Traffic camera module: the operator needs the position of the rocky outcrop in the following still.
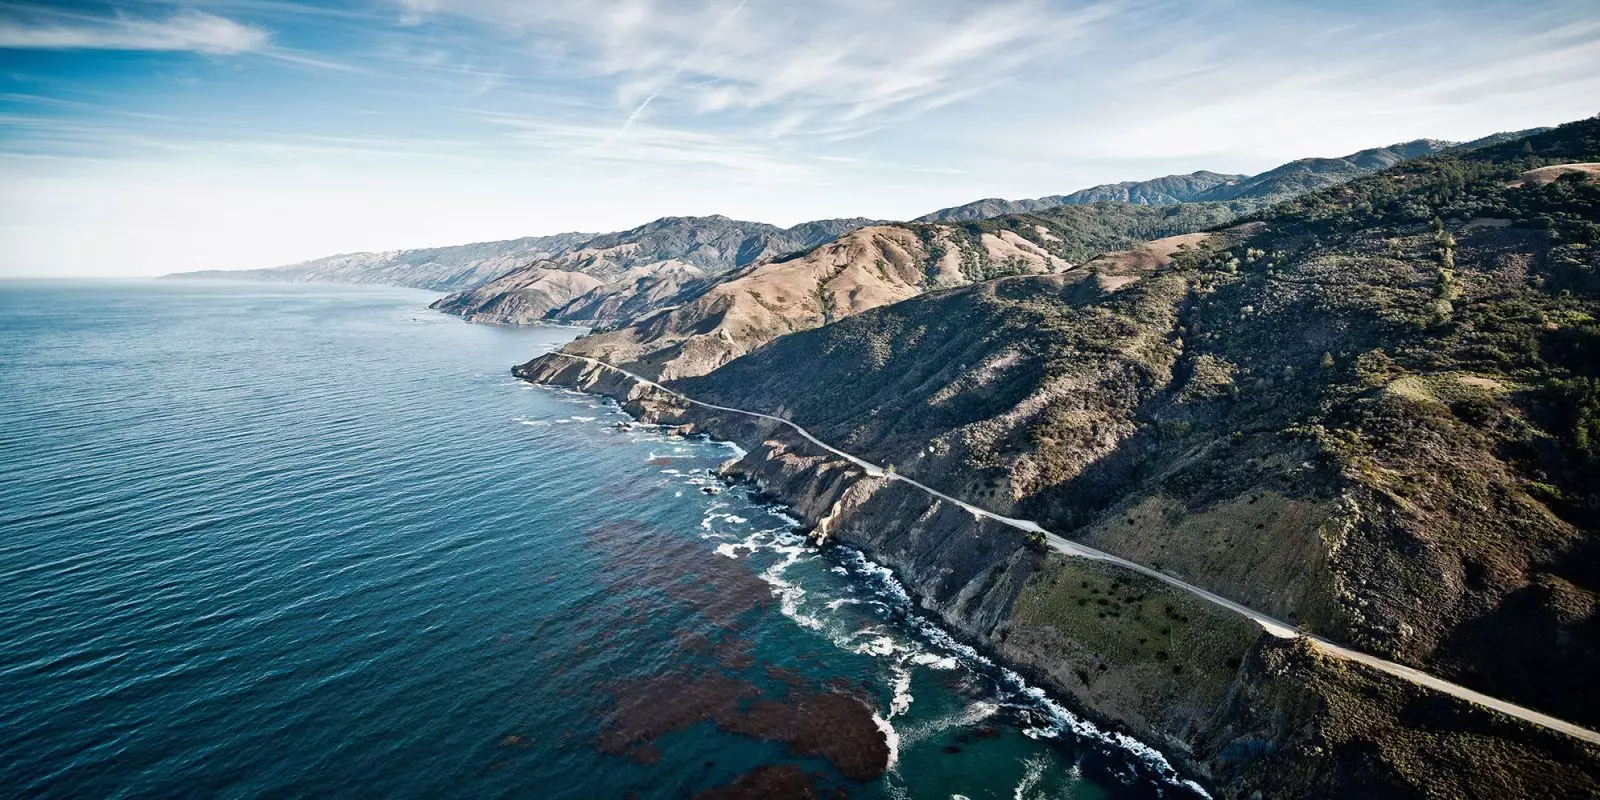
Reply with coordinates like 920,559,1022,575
427,267,603,324
546,262,707,326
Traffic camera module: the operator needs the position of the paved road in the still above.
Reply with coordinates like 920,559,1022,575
543,353,1600,747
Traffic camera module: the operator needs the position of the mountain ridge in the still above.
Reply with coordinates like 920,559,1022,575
552,202,1253,378
917,128,1551,223
166,214,884,293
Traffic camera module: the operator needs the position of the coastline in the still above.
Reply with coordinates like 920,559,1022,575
513,349,1600,800
512,351,1233,790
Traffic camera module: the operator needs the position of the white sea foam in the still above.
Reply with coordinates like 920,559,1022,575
872,712,901,772
898,700,1000,750
910,651,959,670
759,546,825,630
887,664,913,718
1013,756,1048,800
666,465,1205,798
856,635,899,658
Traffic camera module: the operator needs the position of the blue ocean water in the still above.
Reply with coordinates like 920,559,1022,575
0,281,1204,799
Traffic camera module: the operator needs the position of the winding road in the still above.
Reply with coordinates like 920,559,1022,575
543,352,1600,747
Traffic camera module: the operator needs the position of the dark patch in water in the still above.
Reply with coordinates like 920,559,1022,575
596,672,890,782
583,520,889,782
587,521,774,630
692,764,817,799
712,686,889,781
594,673,758,763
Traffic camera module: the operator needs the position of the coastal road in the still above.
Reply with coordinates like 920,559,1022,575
544,352,1600,747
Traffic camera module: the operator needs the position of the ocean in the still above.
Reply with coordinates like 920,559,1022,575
0,280,1205,799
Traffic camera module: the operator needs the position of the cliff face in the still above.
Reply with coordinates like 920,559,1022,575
513,352,1600,799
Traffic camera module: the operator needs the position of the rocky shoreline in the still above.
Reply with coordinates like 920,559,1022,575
514,351,1600,800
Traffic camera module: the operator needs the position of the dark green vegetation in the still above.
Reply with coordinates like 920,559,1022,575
662,118,1600,797
913,171,1249,221
920,199,1260,268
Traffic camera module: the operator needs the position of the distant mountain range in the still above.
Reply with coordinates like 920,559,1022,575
169,127,1550,321
167,215,882,293
916,129,1549,222
168,231,597,292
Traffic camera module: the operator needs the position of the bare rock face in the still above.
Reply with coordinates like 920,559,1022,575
427,267,604,324
546,261,707,325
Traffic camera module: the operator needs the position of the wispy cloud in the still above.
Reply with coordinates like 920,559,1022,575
392,0,1109,139
0,9,270,54
472,109,817,182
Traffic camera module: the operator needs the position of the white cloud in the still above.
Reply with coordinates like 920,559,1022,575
0,10,270,54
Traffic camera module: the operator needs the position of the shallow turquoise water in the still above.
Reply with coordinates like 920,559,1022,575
0,281,1204,799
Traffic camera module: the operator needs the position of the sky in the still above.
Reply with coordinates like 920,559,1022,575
0,0,1596,277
